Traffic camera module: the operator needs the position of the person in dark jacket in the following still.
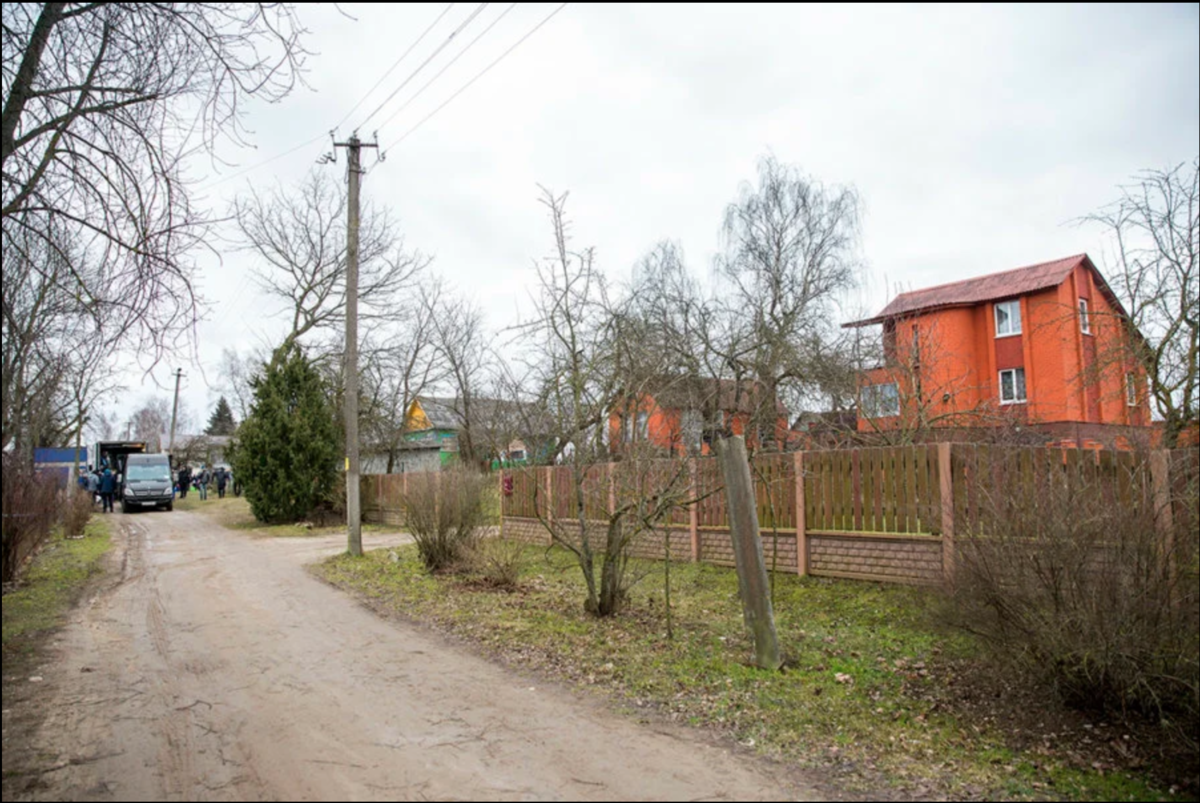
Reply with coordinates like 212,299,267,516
197,466,209,500
177,464,191,499
99,467,117,513
215,466,228,499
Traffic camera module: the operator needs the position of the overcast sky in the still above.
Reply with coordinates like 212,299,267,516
108,2,1200,436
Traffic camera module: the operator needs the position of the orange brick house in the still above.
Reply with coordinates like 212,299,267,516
609,377,790,456
843,254,1153,447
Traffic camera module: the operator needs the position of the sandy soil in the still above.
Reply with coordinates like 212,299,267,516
2,509,819,801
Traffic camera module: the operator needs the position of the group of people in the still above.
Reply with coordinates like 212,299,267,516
175,464,235,500
79,464,118,513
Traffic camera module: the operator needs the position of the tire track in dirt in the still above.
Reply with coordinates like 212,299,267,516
4,508,820,801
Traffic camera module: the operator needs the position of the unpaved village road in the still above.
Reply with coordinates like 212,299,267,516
3,510,816,801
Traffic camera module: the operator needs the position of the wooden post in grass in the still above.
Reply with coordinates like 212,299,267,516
716,435,782,671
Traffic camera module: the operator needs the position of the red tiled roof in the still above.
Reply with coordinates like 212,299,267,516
844,254,1090,327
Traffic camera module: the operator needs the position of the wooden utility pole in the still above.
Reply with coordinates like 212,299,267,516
168,368,184,452
715,435,782,670
333,133,378,557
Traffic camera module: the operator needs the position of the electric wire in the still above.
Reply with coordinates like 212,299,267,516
356,2,491,131
382,3,568,153
373,3,518,134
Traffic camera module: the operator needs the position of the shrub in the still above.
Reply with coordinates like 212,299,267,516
60,488,94,538
400,468,490,572
1,455,59,583
943,449,1198,745
467,536,526,589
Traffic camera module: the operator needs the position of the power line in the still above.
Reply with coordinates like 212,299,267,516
199,6,461,194
374,3,517,135
382,3,568,153
332,3,457,132
356,3,491,132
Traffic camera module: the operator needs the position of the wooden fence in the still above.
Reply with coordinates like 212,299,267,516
363,444,1199,587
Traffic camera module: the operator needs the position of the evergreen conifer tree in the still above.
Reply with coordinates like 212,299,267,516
205,396,237,436
231,344,339,523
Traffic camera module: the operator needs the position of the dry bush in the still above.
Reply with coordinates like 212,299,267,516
60,488,94,538
400,468,490,572
943,451,1199,745
466,537,526,590
1,455,60,583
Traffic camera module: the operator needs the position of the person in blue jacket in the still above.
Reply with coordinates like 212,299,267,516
98,466,117,513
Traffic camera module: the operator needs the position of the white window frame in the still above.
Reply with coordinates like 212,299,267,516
1125,372,1138,407
1079,298,1091,335
636,411,649,440
863,382,900,418
994,299,1022,337
998,368,1027,405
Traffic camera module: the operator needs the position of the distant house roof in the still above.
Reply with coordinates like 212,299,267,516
844,254,1104,327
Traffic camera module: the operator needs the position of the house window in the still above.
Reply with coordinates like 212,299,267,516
995,299,1021,337
1125,373,1138,407
999,368,1027,404
863,382,900,418
1079,298,1091,335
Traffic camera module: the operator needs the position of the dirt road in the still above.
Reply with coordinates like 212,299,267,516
2,510,816,801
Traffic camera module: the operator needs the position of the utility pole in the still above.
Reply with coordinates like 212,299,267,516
169,368,184,453
332,133,377,557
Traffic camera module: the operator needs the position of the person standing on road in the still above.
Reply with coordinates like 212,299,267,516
86,466,100,505
197,465,209,500
99,466,116,513
215,466,229,499
178,464,192,499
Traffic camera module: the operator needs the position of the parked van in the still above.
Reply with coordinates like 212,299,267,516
121,453,174,513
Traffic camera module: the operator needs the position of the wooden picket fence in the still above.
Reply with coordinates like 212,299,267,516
363,443,1199,586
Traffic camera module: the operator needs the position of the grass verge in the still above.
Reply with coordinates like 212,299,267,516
312,542,1191,802
2,517,112,648
176,494,396,537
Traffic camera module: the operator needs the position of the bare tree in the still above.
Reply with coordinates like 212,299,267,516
2,225,124,453
232,168,430,358
2,3,311,376
125,395,171,449
715,154,863,450
513,188,696,617
432,295,491,467
1081,158,1199,448
360,281,445,473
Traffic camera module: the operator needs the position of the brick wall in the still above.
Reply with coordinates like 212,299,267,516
502,517,549,546
808,534,943,584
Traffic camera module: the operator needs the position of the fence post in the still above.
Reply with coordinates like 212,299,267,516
498,469,504,537
794,451,807,577
938,443,955,583
1149,450,1177,597
544,466,555,546
689,458,700,562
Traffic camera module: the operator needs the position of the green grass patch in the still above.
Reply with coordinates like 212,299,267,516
312,542,1189,801
178,494,396,538
2,517,112,647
